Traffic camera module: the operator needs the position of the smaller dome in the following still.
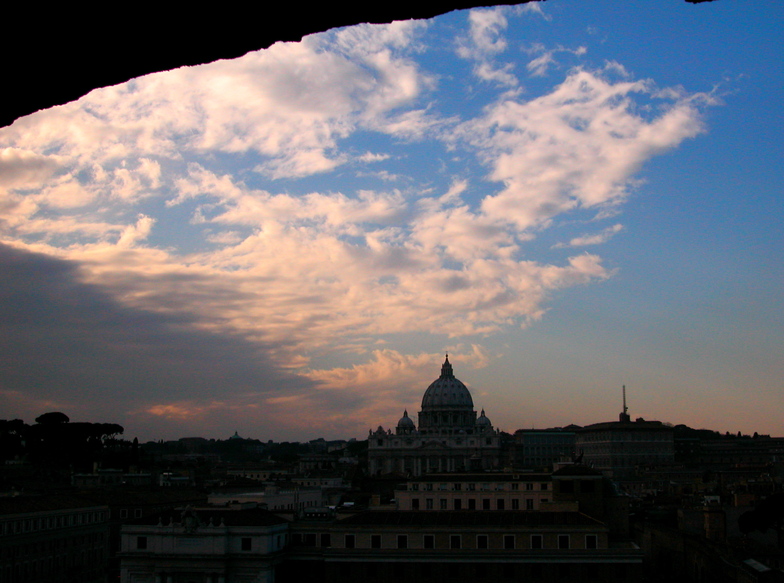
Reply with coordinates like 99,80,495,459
397,410,415,429
475,409,491,428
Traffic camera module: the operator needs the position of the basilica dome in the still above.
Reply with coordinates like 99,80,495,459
475,409,492,428
397,410,415,429
421,355,474,410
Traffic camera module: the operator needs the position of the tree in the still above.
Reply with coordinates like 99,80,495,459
35,411,70,424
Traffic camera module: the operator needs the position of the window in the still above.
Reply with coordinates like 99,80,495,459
454,499,462,510
468,499,476,510
541,483,548,491
321,534,331,547
511,499,519,510
397,535,408,549
241,537,252,551
412,484,419,491
477,535,488,549
526,483,533,491
412,498,420,510
504,535,515,550
497,499,505,510
526,499,534,510
424,534,435,549
468,483,476,491
453,483,462,491
345,534,355,549
136,536,147,550
511,483,519,490
440,499,447,510
425,483,433,491
439,483,447,491
560,481,574,493
134,509,142,518
530,535,543,550
585,534,598,549
450,535,461,549
426,499,434,510
120,509,128,519
482,499,490,510
371,535,381,549
558,535,570,550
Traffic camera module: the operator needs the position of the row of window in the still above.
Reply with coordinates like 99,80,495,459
412,482,548,492
382,437,496,447
411,498,545,510
0,512,107,536
579,432,672,442
1,533,104,560
0,549,105,583
334,533,597,550
136,534,287,552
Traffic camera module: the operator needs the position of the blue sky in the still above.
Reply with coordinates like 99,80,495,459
1,1,782,441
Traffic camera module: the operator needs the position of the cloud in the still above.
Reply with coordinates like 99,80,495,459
453,65,709,230
0,16,717,439
1,22,433,182
457,8,518,87
300,347,494,434
525,44,588,77
0,148,60,190
0,243,314,437
0,55,708,376
116,214,155,248
553,223,624,248
358,151,392,163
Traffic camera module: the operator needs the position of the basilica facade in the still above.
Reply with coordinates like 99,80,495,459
368,356,502,476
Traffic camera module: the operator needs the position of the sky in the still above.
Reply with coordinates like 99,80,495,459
1,1,782,442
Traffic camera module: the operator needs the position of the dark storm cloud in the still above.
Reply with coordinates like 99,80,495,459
0,244,313,413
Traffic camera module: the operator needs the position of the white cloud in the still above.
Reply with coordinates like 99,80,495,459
358,151,391,163
453,66,708,230
553,223,624,248
457,8,519,87
117,214,155,248
516,2,552,22
0,18,712,386
1,22,433,183
525,44,588,77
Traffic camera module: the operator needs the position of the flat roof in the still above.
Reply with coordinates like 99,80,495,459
409,473,551,482
129,507,290,527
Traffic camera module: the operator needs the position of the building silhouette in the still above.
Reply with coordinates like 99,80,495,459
368,356,501,476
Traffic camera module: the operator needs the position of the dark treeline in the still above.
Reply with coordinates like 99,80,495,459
0,412,129,471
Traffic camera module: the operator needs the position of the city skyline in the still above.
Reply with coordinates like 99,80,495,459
1,1,782,442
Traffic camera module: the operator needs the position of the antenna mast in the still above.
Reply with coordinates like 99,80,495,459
619,384,631,423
